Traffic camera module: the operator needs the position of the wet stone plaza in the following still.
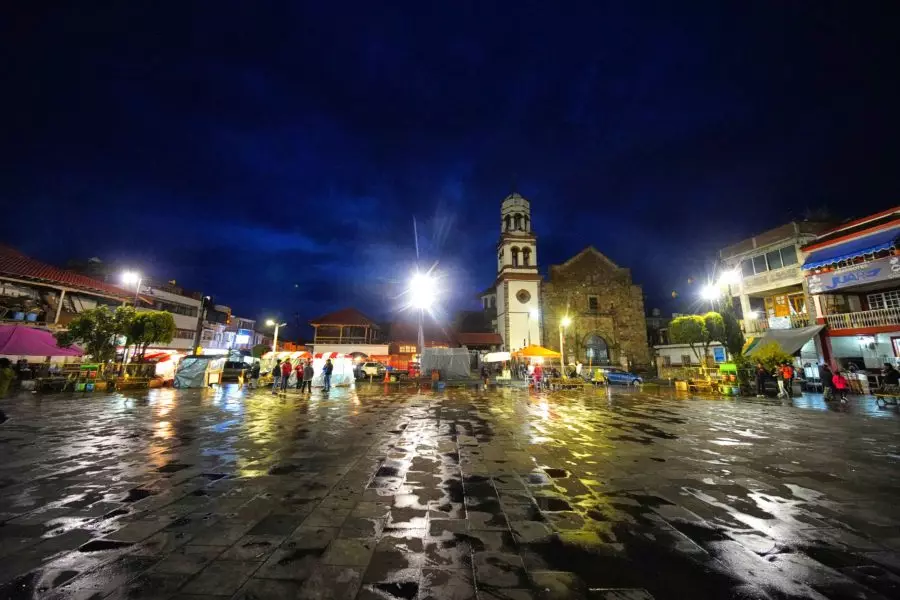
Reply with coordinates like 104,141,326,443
1,385,899,600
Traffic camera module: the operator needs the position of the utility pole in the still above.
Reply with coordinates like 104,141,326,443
192,296,211,355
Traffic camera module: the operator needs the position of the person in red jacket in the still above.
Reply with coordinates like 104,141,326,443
280,359,292,392
294,361,304,389
832,370,849,403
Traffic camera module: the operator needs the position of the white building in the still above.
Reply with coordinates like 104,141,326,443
136,285,201,351
494,193,542,351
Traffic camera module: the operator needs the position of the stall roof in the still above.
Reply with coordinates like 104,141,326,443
745,325,824,357
801,226,900,270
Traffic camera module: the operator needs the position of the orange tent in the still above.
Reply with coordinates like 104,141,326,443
513,344,561,358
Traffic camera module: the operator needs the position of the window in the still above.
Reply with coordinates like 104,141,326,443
765,249,783,270
868,291,900,310
741,259,754,278
752,255,768,274
681,354,693,366
588,296,599,312
504,215,511,231
780,245,798,266
661,355,672,367
175,329,194,339
399,345,416,353
513,214,522,230
524,216,529,231
511,247,520,267
522,247,531,266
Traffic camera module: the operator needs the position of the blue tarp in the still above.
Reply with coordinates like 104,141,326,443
802,227,900,270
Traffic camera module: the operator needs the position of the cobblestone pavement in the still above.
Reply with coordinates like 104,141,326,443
1,384,899,600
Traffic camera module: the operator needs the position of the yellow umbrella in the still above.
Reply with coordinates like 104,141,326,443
513,344,561,358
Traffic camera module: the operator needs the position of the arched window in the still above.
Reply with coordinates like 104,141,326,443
511,247,520,267
504,215,511,231
583,334,610,365
522,247,531,267
524,215,530,231
513,214,522,230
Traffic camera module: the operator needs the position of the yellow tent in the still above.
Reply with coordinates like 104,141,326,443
513,344,561,358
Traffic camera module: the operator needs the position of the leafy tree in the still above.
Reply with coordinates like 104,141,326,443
668,315,707,363
55,305,134,363
720,307,746,359
752,342,795,373
703,312,725,351
127,311,176,361
251,344,270,358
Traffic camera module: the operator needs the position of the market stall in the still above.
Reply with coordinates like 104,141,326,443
173,356,226,388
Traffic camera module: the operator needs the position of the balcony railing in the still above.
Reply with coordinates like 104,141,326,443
825,308,900,331
741,313,811,334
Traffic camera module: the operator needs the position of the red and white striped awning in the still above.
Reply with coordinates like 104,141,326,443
313,352,344,359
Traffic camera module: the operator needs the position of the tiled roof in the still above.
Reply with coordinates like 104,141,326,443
388,321,455,344
0,245,135,301
456,332,503,346
309,307,378,327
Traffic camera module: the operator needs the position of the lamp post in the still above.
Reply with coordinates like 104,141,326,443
409,271,435,355
528,308,539,346
121,271,142,306
265,319,286,354
559,316,571,378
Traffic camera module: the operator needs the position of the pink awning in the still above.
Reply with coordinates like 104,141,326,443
0,325,84,357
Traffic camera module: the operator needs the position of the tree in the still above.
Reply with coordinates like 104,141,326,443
668,315,707,363
753,342,795,373
55,305,134,363
251,344,270,358
703,312,725,353
720,307,746,359
127,311,176,361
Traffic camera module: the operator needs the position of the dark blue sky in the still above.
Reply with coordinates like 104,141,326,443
2,2,899,338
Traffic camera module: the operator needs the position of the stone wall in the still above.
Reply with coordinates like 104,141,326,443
542,247,651,369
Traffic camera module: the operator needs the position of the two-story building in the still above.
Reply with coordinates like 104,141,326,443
134,284,201,351
802,207,900,369
308,308,389,357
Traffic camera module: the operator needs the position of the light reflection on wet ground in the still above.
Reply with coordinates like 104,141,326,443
0,384,898,599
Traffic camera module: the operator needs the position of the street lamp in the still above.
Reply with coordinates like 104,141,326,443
265,319,286,353
409,271,436,354
121,271,142,306
528,308,539,346
559,315,571,377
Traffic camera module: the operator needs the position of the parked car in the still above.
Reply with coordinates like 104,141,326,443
360,361,386,378
598,367,643,386
221,360,248,382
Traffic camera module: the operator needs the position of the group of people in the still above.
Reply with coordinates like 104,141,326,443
270,358,333,394
754,360,854,402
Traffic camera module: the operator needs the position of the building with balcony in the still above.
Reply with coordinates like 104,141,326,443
309,308,388,357
719,221,833,337
802,207,900,369
0,245,140,328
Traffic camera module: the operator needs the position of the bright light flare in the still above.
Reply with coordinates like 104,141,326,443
409,271,436,310
560,316,572,328
700,284,719,301
718,269,740,286
529,309,540,319
265,319,275,327
122,271,140,285
746,310,759,320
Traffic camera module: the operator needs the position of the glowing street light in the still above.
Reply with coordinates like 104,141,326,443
265,319,287,353
718,269,740,286
700,283,720,302
409,271,436,310
121,270,142,306
559,315,572,377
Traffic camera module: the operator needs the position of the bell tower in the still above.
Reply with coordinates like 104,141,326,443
494,192,541,351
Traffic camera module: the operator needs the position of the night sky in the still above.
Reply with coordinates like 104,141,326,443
2,2,899,340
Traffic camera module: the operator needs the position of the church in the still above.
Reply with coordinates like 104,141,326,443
480,192,651,369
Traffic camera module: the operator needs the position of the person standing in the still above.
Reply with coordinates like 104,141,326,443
294,361,304,389
820,363,835,401
755,361,767,398
575,361,583,378
323,359,333,392
533,363,544,389
302,361,314,393
882,363,900,387
832,370,849,403
271,359,282,394
248,362,260,389
481,363,490,387
781,363,794,398
775,365,787,399
280,359,292,392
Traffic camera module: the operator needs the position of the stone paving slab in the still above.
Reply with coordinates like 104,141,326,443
0,385,899,599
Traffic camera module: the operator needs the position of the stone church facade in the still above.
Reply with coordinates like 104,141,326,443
542,247,651,369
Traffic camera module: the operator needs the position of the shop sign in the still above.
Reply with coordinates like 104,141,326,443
807,256,900,293
768,316,792,330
